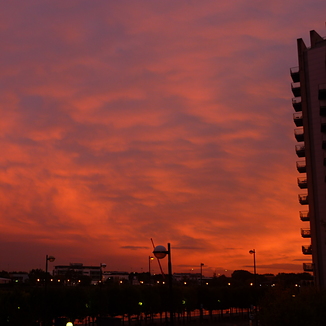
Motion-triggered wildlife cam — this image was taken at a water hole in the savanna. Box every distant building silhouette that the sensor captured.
[10,272,29,283]
[103,271,129,283]
[291,30,326,289]
[53,263,130,284]
[53,263,102,282]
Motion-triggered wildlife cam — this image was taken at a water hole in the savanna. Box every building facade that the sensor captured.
[291,30,326,289]
[53,263,102,282]
[53,263,130,284]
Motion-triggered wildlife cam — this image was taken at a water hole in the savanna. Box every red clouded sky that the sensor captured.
[1,0,325,276]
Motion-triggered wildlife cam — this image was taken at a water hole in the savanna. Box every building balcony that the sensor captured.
[298,177,307,189]
[290,67,300,83]
[294,128,304,142]
[318,84,326,100]
[298,194,308,205]
[303,263,313,272]
[301,228,311,238]
[320,106,326,116]
[296,160,306,173]
[295,144,305,157]
[300,211,309,221]
[321,123,326,133]
[302,245,312,255]
[291,82,301,97]
[293,113,303,127]
[292,97,302,112]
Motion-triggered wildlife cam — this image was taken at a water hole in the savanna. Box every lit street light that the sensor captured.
[45,255,55,288]
[45,255,55,326]
[199,263,204,322]
[249,249,258,326]
[149,256,154,283]
[249,249,256,286]
[100,263,106,284]
[200,263,204,286]
[46,255,55,273]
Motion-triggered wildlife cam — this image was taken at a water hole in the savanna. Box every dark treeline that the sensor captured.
[0,281,257,325]
[1,268,314,287]
[259,287,326,326]
[0,269,319,325]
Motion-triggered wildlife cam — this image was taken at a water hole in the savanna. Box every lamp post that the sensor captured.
[249,249,256,286]
[45,255,55,288]
[153,243,174,326]
[200,263,204,286]
[45,255,55,326]
[149,256,154,283]
[100,263,106,284]
[249,249,258,326]
[199,263,204,322]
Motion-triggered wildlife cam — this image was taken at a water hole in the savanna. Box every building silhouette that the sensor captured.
[291,30,326,289]
[53,263,102,283]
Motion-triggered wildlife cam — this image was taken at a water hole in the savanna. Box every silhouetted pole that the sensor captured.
[200,263,204,322]
[249,249,257,287]
[167,243,172,282]
[44,255,55,326]
[149,256,154,283]
[249,249,258,326]
[45,255,55,291]
[153,243,174,326]
[99,263,106,284]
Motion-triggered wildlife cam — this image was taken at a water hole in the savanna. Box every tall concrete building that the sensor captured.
[291,30,326,289]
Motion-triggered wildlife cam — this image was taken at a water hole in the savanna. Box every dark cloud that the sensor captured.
[121,246,150,250]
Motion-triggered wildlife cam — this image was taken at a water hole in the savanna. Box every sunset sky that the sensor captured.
[1,0,325,276]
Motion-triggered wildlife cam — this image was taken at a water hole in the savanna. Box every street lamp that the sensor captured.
[249,249,258,326]
[45,255,55,287]
[153,244,174,326]
[249,249,256,286]
[200,263,204,286]
[149,256,154,283]
[100,263,106,284]
[44,255,55,325]
[199,263,204,322]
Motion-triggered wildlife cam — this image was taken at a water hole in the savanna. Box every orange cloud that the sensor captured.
[0,0,324,275]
